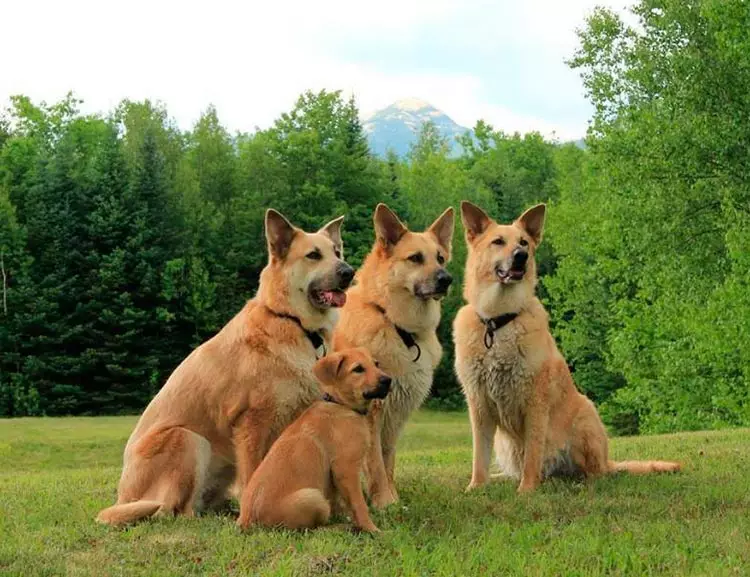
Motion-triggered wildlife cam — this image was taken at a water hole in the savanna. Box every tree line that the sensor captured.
[2,0,749,434]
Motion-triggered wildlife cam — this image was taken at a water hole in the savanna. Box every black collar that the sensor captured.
[479,312,518,349]
[265,307,326,359]
[370,303,421,362]
[321,392,367,416]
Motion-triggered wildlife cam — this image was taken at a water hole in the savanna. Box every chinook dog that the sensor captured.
[334,204,455,507]
[245,348,391,533]
[97,209,354,527]
[454,201,680,493]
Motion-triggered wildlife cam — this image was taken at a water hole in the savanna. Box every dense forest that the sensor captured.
[1,0,749,434]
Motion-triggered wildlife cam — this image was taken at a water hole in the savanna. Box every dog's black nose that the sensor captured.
[512,250,528,270]
[436,269,453,291]
[337,262,355,287]
[364,375,392,399]
[379,375,392,390]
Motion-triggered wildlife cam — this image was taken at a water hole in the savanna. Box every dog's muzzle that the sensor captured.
[336,262,355,289]
[364,375,392,400]
[496,250,528,284]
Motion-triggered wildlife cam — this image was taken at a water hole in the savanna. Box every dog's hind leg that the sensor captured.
[569,404,613,478]
[97,427,212,525]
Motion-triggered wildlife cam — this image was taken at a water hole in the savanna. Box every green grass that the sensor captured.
[1,412,748,576]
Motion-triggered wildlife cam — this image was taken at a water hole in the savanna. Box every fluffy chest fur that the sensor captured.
[454,306,539,437]
[261,339,327,438]
[385,331,439,413]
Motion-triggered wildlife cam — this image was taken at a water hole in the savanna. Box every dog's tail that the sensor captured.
[607,460,681,475]
[279,489,331,530]
[96,500,162,526]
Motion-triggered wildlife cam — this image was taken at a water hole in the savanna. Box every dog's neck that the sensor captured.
[469,279,534,320]
[263,306,328,358]
[321,392,367,416]
[368,302,422,362]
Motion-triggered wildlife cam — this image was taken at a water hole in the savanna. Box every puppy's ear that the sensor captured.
[428,207,455,258]
[460,201,492,244]
[313,352,345,385]
[515,203,546,245]
[265,209,297,260]
[319,215,344,256]
[374,203,407,248]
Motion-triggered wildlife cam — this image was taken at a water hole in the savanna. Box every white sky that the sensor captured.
[0,0,631,140]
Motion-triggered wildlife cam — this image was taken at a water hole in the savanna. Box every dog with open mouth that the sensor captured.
[454,201,680,494]
[244,348,391,533]
[97,209,354,527]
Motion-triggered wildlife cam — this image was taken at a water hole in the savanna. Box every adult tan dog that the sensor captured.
[97,209,354,527]
[454,201,680,494]
[244,348,391,533]
[334,204,454,507]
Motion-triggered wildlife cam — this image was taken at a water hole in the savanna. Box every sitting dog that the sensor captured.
[333,204,455,508]
[454,201,680,493]
[97,209,353,526]
[244,348,391,533]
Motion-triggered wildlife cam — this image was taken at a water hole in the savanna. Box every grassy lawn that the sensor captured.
[0,412,748,576]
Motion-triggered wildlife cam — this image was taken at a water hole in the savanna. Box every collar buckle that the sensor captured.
[480,312,518,349]
[370,303,421,362]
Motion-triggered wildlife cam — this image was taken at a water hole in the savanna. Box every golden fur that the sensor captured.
[333,204,455,507]
[244,348,391,532]
[453,201,680,493]
[97,209,354,527]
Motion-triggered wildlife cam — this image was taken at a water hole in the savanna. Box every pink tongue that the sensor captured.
[323,290,347,307]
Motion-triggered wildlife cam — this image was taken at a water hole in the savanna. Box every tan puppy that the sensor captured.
[454,201,680,494]
[333,204,455,507]
[244,348,391,533]
[97,209,354,527]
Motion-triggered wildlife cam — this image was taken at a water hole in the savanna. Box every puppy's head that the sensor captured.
[460,201,545,314]
[262,209,354,319]
[372,204,455,301]
[313,348,392,414]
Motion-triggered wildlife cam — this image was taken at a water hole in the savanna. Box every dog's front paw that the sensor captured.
[357,522,381,534]
[371,489,397,510]
[236,515,252,531]
[516,480,539,494]
[465,477,487,492]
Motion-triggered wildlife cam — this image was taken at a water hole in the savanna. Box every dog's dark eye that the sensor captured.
[352,365,365,373]
[492,237,506,247]
[408,252,424,264]
[436,252,445,265]
[306,250,322,260]
[374,360,380,368]
[334,248,341,259]
[519,238,529,247]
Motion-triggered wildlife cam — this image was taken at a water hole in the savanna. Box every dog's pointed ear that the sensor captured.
[319,215,344,256]
[265,209,298,260]
[374,203,407,248]
[428,207,455,257]
[313,351,345,385]
[460,201,492,243]
[515,203,546,245]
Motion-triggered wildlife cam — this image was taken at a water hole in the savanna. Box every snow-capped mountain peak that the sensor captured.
[363,98,470,157]
[392,97,433,112]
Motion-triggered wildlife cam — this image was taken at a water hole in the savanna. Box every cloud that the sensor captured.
[0,0,630,140]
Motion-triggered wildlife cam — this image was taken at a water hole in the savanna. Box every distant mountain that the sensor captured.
[363,98,470,157]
